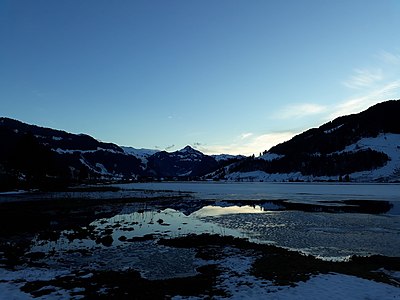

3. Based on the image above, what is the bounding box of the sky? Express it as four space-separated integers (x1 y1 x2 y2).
1 0 400 155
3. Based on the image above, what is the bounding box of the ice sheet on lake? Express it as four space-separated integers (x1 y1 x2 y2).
119 182 400 202
201 210 400 259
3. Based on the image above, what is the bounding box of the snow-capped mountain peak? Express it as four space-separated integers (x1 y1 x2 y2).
178 145 201 154
173 146 204 162
121 146 159 158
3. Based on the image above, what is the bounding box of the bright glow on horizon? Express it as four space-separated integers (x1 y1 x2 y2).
197 131 299 156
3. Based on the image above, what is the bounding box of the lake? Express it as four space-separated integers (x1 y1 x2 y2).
0 182 399 299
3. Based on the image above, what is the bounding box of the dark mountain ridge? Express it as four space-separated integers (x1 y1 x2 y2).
0 119 233 190
146 146 219 179
222 100 400 181
1 100 399 190
0 118 121 152
269 100 400 156
0 118 142 190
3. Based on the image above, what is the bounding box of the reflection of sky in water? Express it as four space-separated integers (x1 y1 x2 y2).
191 205 268 217
29 199 400 266
92 208 241 242
18 183 400 283
29 207 246 279
31 208 243 253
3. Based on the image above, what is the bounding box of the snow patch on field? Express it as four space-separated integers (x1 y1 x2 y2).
339 133 400 182
212 154 245 162
54 148 120 155
226 171 305 182
95 163 109 175
259 152 284 161
324 123 344 134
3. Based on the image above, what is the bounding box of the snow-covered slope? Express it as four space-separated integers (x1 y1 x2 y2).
0 117 144 183
212 154 245 162
226 134 400 182
338 133 400 182
121 146 159 167
222 101 400 183
259 153 283 161
2 100 399 188
175 146 204 162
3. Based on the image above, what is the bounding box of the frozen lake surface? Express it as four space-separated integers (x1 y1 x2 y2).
118 181 400 202
114 182 400 258
116 181 400 215
25 181 399 260
0 181 399 298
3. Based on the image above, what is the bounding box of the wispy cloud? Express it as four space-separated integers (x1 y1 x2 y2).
240 132 253 139
201 49 400 156
333 49 400 118
342 68 383 89
377 50 400 65
274 103 327 120
330 79 400 119
275 50 400 123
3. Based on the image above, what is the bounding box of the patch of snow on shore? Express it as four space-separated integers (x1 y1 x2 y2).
0 267 72 299
174 248 400 300
212 259 399 299
252 273 400 300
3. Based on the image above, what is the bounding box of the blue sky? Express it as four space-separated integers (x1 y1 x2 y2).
1 0 400 155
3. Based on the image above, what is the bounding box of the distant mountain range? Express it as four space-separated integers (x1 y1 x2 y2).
1 100 399 190
0 118 240 190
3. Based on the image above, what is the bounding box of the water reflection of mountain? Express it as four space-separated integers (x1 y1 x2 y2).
175 199 395 216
